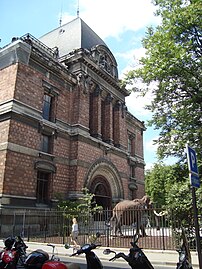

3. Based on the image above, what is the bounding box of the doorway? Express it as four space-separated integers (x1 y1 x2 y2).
90 176 112 210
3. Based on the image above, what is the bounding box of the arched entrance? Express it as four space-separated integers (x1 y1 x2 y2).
85 158 124 210
90 176 112 209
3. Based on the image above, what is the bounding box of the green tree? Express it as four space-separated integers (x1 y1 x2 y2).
146 163 175 207
57 188 103 236
124 0 202 163
57 187 102 217
77 187 103 215
145 162 202 227
145 162 187 207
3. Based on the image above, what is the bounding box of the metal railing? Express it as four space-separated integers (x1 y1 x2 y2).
0 208 201 251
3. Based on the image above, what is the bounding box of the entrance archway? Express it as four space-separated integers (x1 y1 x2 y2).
90 176 112 209
85 158 124 207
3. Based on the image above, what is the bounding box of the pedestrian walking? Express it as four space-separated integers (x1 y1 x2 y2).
71 217 79 252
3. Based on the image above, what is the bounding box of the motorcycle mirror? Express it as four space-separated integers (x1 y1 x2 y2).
64 243 71 249
133 233 139 242
96 232 101 238
103 249 115 255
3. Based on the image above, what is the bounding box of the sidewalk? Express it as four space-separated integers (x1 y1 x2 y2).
1 240 199 269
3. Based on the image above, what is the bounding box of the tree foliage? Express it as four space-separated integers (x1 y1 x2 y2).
77 187 103 215
145 163 202 226
145 162 187 207
57 187 102 219
57 188 103 237
124 0 202 162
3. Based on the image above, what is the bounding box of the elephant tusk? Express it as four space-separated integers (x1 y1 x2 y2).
154 210 168 217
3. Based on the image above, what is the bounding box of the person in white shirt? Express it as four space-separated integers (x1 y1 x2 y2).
71 217 79 252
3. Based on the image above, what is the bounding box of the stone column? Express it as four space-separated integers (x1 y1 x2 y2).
89 85 102 139
113 100 121 147
102 93 113 144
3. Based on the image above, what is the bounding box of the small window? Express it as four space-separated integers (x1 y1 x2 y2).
36 171 50 204
41 134 52 153
130 165 135 178
101 100 106 141
128 137 132 154
42 94 52 121
128 134 135 156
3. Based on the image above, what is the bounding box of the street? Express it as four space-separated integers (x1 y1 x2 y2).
63 256 174 269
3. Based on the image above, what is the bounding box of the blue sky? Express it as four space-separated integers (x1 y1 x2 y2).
1 0 175 169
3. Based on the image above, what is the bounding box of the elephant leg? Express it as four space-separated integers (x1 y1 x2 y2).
115 219 119 235
113 214 123 236
117 218 123 236
110 215 117 235
110 215 121 236
140 212 148 237
135 212 141 236
135 213 147 237
140 224 147 237
135 221 140 236
155 215 160 230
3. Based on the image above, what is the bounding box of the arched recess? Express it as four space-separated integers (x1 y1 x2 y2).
91 45 118 79
90 176 112 209
84 158 124 208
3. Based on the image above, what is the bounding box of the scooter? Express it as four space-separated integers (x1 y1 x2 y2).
103 234 154 269
176 246 193 269
66 232 103 269
68 233 154 269
175 227 193 269
176 233 193 269
70 242 103 269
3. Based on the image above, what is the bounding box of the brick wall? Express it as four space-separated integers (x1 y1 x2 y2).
0 65 17 101
15 64 43 110
4 151 36 196
0 152 6 193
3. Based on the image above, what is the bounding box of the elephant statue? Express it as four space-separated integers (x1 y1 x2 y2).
110 195 160 237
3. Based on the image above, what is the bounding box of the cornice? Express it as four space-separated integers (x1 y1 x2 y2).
60 50 130 97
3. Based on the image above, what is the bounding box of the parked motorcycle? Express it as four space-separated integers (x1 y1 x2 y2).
0 235 27 269
70 242 103 269
0 236 73 269
176 228 193 269
176 245 193 269
25 243 68 269
104 234 154 269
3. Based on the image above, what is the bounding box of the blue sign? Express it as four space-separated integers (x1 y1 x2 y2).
186 145 200 188
186 145 199 175
191 174 200 188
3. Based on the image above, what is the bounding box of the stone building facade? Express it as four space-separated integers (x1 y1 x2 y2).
0 17 146 210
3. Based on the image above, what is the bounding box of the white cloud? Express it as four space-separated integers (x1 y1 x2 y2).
120 46 159 119
117 47 146 70
125 91 153 117
145 162 155 170
145 137 158 152
61 0 159 39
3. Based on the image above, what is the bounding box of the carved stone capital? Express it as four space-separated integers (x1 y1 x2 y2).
105 93 113 104
76 72 92 94
114 100 122 111
93 85 102 97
